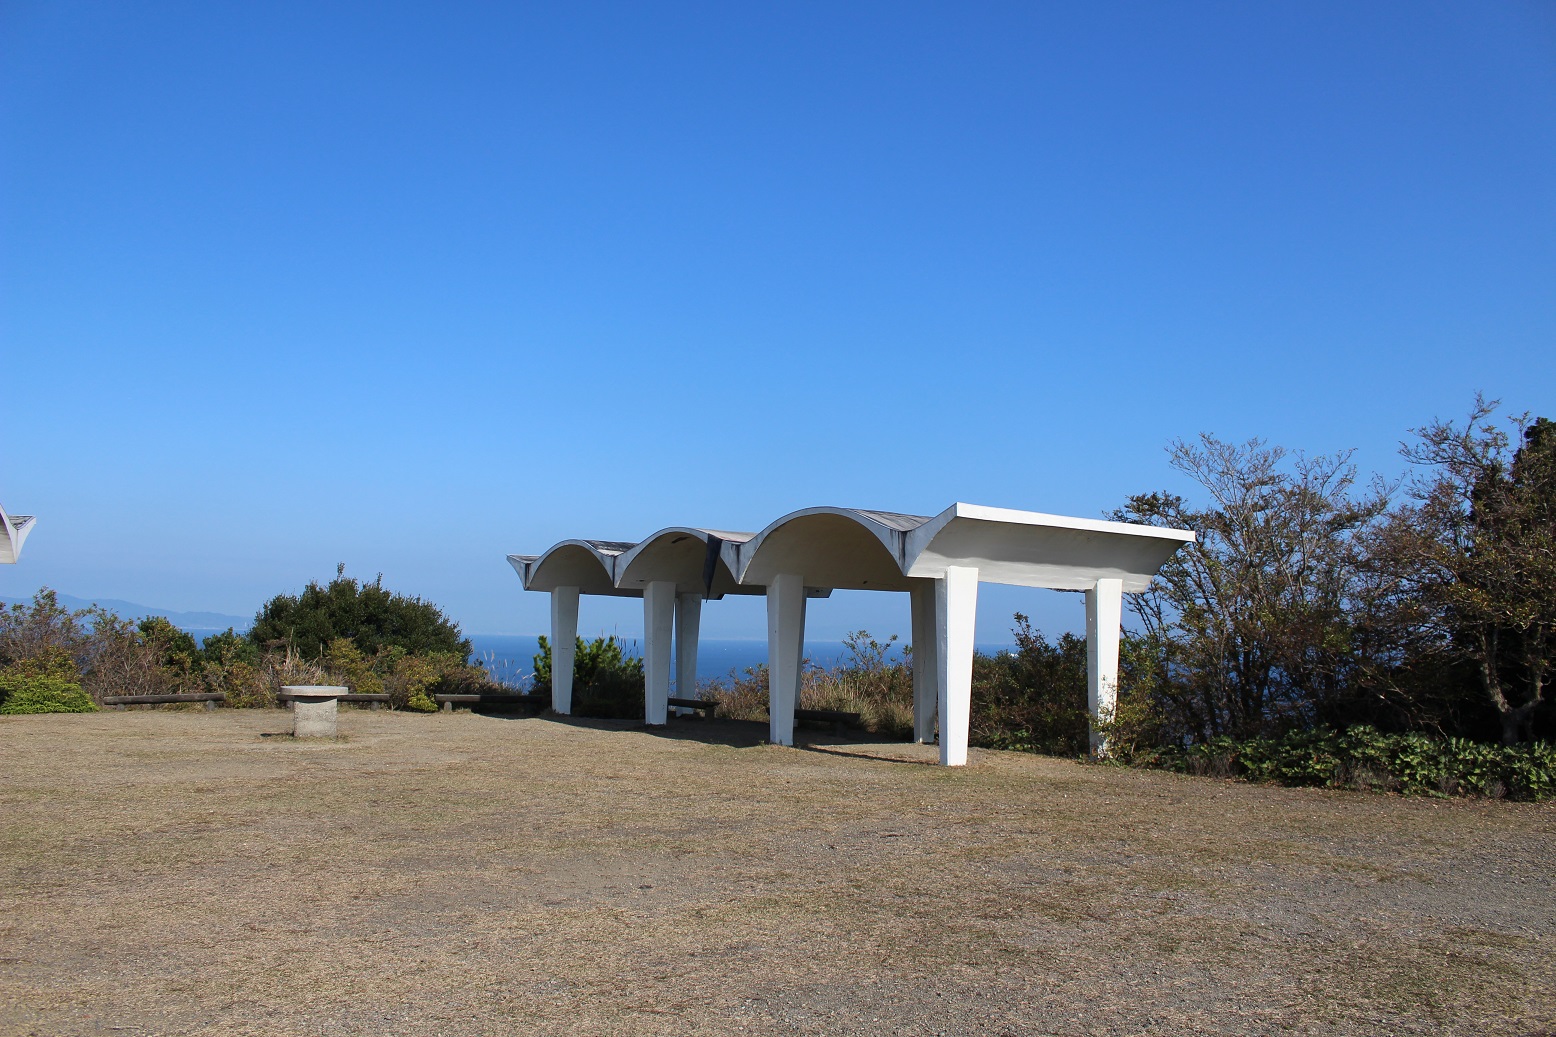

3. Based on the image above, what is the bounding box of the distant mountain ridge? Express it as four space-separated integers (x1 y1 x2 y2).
0 592 252 632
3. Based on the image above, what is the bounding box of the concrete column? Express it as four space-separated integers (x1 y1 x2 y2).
550 586 580 715
766 573 806 747
909 581 939 744
935 566 979 767
643 580 675 726
674 593 702 714
1086 577 1124 757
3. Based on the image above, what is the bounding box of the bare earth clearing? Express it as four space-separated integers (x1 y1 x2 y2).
1 710 1553 1037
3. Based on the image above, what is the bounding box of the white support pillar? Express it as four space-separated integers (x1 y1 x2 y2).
674 593 702 714
643 580 675 726
550 586 580 715
1086 577 1124 757
909 581 939 744
935 566 979 767
766 573 806 747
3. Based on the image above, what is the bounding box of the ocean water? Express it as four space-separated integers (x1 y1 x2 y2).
176 627 1013 690
465 634 1016 689
466 634 864 688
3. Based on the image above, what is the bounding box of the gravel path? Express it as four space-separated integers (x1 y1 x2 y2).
2 709 1553 1036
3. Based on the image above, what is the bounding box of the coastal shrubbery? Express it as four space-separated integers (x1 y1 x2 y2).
0 569 503 714
1135 727 1556 802
530 634 645 718
0 675 97 714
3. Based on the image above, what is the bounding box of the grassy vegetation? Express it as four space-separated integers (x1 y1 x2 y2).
0 585 508 714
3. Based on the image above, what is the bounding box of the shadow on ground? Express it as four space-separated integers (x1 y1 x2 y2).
467 705 931 759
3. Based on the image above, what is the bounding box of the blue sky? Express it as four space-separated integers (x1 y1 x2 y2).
3 1 1553 642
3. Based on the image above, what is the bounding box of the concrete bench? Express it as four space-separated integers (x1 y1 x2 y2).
667 696 717 718
277 691 390 710
434 693 547 712
471 692 548 711
793 707 861 735
103 693 225 711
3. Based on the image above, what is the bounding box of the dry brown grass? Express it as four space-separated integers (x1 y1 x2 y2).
2 709 1554 1036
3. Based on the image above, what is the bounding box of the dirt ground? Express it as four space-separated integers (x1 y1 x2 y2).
1 709 1553 1037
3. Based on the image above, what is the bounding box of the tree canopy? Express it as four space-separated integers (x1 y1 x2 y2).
248 565 472 660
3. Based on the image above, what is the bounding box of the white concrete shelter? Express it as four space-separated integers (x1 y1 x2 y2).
509 502 1194 766
0 503 35 564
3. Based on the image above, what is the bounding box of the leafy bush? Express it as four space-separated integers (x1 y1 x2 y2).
387 654 442 712
970 615 1089 755
0 590 95 675
574 663 646 719
531 634 645 718
249 565 472 659
0 675 98 715
1141 725 1556 802
1 645 80 682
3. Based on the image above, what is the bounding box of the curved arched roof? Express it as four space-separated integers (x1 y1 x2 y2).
725 508 926 592
614 527 760 597
726 504 1194 592
509 502 1194 597
508 539 640 596
0 504 34 565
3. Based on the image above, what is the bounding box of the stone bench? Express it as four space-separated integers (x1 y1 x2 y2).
667 696 717 718
103 693 225 711
278 691 390 710
471 692 548 711
793 707 862 735
433 692 547 712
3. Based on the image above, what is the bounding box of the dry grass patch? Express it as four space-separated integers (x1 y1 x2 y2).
1 710 1553 1036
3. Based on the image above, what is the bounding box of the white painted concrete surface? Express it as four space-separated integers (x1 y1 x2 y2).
1086 578 1124 757
675 593 702 713
766 573 806 747
0 504 35 564
550 587 580 715
508 502 1194 766
909 581 938 744
935 567 979 767
643 581 674 726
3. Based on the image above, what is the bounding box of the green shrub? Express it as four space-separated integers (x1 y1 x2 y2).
0 675 98 715
1146 725 1556 802
574 664 646 719
532 634 646 718
1 646 80 682
249 565 472 659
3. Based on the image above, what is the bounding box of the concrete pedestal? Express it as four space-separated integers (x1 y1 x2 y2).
284 685 348 738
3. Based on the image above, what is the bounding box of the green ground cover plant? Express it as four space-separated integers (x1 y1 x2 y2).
0 675 97 714
1132 725 1556 801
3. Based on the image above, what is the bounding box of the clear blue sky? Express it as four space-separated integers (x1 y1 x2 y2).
3 1 1553 642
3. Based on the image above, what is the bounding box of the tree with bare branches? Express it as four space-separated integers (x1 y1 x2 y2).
1114 435 1390 741
1371 397 1556 744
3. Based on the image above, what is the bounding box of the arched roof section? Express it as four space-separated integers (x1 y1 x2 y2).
614 528 760 597
903 503 1195 591
0 504 34 565
509 539 640 596
727 508 929 592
